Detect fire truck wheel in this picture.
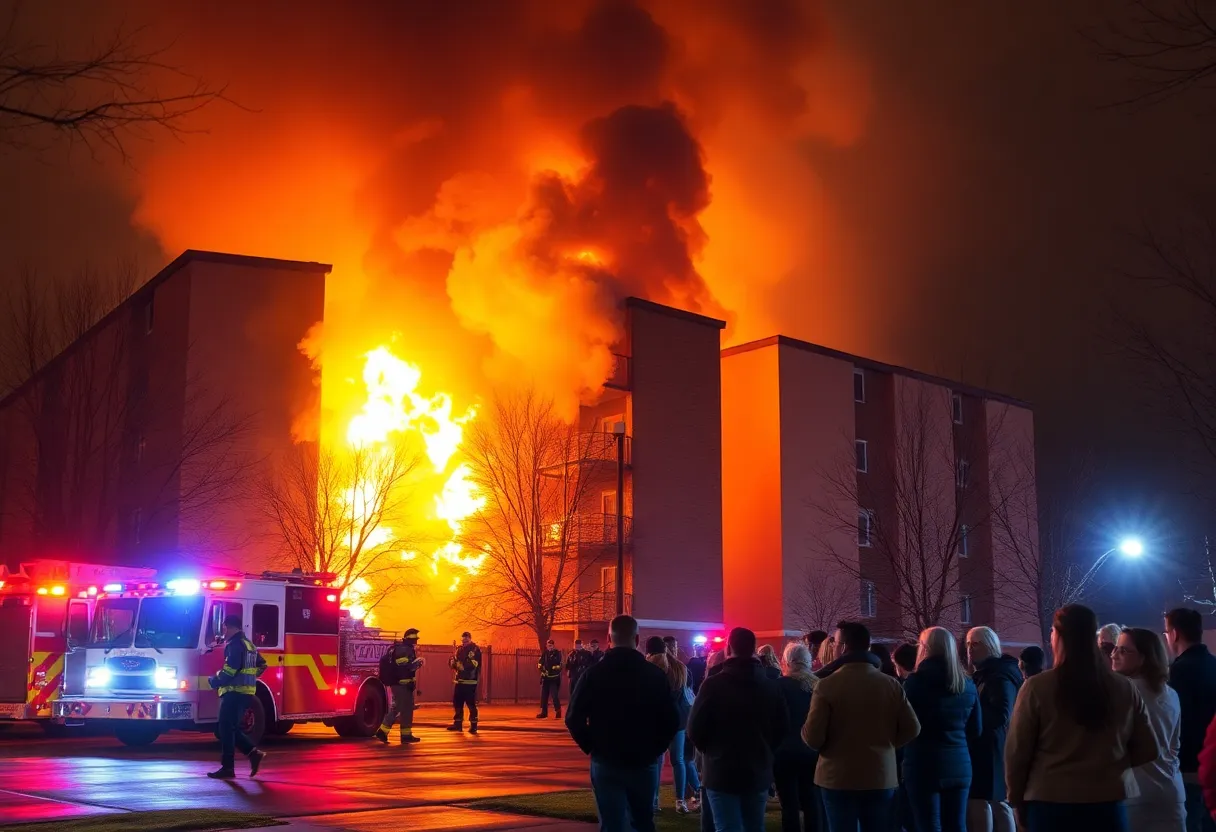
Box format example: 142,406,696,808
242,694,267,745
335,684,385,738
114,723,161,747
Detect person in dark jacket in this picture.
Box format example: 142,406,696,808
447,631,482,734
1165,607,1216,832
207,614,268,779
759,644,783,680
902,626,981,832
588,638,604,665
964,627,1020,832
872,643,898,679
565,616,679,832
774,641,822,832
1018,646,1044,679
377,627,425,745
566,639,592,695
688,627,790,832
894,643,918,680
537,638,563,719
688,643,709,694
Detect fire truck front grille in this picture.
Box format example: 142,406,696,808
108,675,156,692
105,656,156,673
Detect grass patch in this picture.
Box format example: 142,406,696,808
0,809,284,832
468,786,782,831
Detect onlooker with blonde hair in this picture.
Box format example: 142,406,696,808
1113,627,1185,831
1006,604,1157,831
903,626,981,832
817,637,837,671
759,644,782,681
774,642,821,832
965,626,1021,832
645,637,699,814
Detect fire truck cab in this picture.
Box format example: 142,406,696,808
54,570,397,747
0,561,155,727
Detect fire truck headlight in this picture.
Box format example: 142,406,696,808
155,667,178,689
85,667,111,688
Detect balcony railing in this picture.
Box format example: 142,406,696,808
606,354,631,390
555,591,633,624
539,432,632,473
541,512,633,551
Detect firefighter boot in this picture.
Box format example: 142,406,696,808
446,722,462,731
469,722,479,734
554,707,562,719
248,749,266,777
401,733,421,744
374,728,389,744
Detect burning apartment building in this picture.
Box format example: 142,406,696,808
0,250,327,573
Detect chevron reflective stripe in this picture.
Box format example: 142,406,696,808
282,653,338,689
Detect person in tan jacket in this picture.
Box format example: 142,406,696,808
1005,604,1158,832
803,622,921,831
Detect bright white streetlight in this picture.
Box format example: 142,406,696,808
1118,538,1144,558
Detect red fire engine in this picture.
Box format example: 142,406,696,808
54,570,397,746
0,561,155,727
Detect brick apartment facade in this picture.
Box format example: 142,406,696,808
0,251,327,573
550,298,727,649
721,336,1040,648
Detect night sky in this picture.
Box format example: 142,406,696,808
2,1,1210,629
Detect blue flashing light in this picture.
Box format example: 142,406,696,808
166,579,200,596
692,635,708,645
103,583,123,593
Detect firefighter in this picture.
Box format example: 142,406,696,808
536,637,563,718
207,613,268,779
588,638,605,665
376,627,425,745
447,630,481,734
565,638,591,694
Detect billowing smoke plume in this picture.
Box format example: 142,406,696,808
129,0,870,422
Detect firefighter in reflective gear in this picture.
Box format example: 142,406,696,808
377,628,425,745
447,631,482,733
536,638,563,718
565,639,592,695
207,614,268,779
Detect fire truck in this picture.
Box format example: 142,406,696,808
0,561,155,728
54,570,397,746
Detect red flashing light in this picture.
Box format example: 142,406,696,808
0,580,5,589
36,587,48,596
326,594,338,603
335,686,348,696
50,585,66,596
208,581,228,589
712,636,724,644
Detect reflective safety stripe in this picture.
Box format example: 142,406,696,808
218,637,262,696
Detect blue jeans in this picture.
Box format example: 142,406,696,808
1187,783,1216,832
904,779,969,832
217,691,255,769
820,788,895,832
654,729,701,807
591,758,661,832
1024,801,1128,832
705,789,769,832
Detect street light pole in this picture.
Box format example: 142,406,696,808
1076,538,1144,594
613,421,626,617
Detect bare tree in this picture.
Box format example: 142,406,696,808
256,443,422,614
816,385,1002,640
990,447,1097,643
1095,0,1216,107
788,572,856,636
454,389,604,651
0,7,224,156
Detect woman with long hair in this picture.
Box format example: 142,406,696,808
902,626,981,832
774,642,821,832
816,637,837,671
964,626,1021,832
759,644,783,680
645,636,699,814
1006,605,1158,832
1112,627,1185,831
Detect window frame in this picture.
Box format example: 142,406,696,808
251,603,281,648
956,459,970,489
961,594,973,626
952,392,963,425
861,580,877,618
853,368,866,403
959,524,969,558
143,294,154,335
855,439,869,473
858,508,875,548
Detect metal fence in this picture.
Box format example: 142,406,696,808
409,644,567,704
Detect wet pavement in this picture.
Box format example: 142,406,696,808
0,705,597,831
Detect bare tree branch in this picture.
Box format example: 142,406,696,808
1093,0,1216,107
788,572,856,636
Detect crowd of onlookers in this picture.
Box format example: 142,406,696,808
563,605,1216,832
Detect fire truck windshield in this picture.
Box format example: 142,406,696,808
135,596,205,649
85,598,138,648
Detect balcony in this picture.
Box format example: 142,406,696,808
541,512,633,551
606,353,631,391
539,432,632,474
554,591,633,625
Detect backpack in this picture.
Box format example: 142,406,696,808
378,644,399,685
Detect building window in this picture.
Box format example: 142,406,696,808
858,508,874,547
959,524,969,557
601,415,624,434
956,459,970,489
136,433,146,465
861,580,877,618
961,594,973,625
855,439,868,473
143,293,154,335
952,392,963,424
854,368,866,403
131,508,142,545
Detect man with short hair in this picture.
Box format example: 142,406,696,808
588,638,604,665
803,621,920,832
1166,607,1216,832
688,627,789,832
566,638,591,695
566,615,679,832
447,631,481,734
537,638,564,719
207,614,268,779
804,630,829,671
892,643,917,681
687,643,708,694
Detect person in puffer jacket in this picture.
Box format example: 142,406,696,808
965,626,1021,832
